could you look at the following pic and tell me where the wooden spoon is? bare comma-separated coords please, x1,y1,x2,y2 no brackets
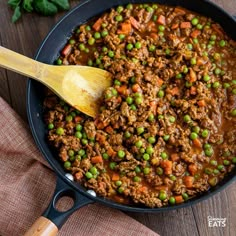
0,46,112,117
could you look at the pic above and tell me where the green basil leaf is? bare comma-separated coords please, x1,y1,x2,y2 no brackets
50,0,70,10
12,5,21,22
8,0,21,9
33,0,58,16
23,0,33,12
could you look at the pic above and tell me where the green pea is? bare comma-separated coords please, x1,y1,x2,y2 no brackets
118,34,125,40
232,88,236,95
142,153,150,161
68,149,74,157
115,180,122,186
148,113,155,122
158,114,164,120
210,34,216,41
231,108,236,116
213,169,220,175
90,166,98,175
118,150,125,159
115,15,123,22
190,132,198,140
146,146,154,155
135,97,143,105
176,73,182,79
48,123,54,130
183,66,189,74
94,32,101,39
169,196,176,204
135,140,143,148
231,157,236,164
159,191,167,201
124,131,131,139
191,17,199,26
135,166,141,173
169,116,176,123
203,74,211,82
223,83,230,89
223,160,230,166
205,148,214,157
163,135,170,141
208,177,218,186
64,161,71,169
87,59,93,66
156,167,163,175
135,42,142,49
102,153,109,160
170,175,176,181
126,43,133,50
88,37,95,45
184,114,191,123
201,129,209,138
187,43,193,50
56,127,64,135
149,45,156,52
219,40,226,47
81,139,88,145
101,30,108,37
118,186,124,193
210,160,217,166
108,50,114,58
85,25,91,31
190,58,197,65
158,25,165,32
126,3,133,9
137,127,145,135
157,90,165,98
56,58,62,65
214,68,221,75
148,136,156,144
109,162,117,170
133,176,141,182
192,126,200,134
193,38,199,44
143,167,150,175
161,152,168,160
196,24,203,30
130,104,137,111
165,48,170,55
117,5,124,13
182,192,189,200
125,96,133,105
66,115,73,122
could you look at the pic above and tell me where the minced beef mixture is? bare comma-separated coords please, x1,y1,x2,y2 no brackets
44,3,236,207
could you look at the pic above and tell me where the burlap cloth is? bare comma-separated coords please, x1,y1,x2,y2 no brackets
0,97,159,236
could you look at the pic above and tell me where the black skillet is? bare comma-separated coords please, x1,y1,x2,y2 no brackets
26,0,236,234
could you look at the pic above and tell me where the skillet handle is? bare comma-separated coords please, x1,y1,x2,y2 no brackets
23,176,94,236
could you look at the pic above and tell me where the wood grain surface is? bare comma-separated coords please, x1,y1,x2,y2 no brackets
0,1,235,236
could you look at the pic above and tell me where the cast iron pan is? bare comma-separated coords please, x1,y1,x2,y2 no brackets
26,0,236,235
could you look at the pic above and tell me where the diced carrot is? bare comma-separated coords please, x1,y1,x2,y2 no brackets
171,23,179,30
132,83,142,93
92,17,103,31
161,160,173,175
116,85,127,94
107,147,116,157
150,32,158,40
116,96,122,104
129,16,140,30
61,44,72,56
157,15,166,25
91,156,103,164
95,121,108,129
138,186,148,192
180,21,191,29
149,101,157,114
105,126,113,134
191,29,201,38
111,173,120,181
117,21,132,35
193,138,202,148
197,100,206,107
169,87,180,96
174,7,186,15
175,195,184,204
147,21,157,32
113,195,126,203
188,164,198,175
157,78,164,87
184,176,194,188
170,153,180,162
155,185,168,191
190,86,197,95
96,133,106,144
74,116,83,123
189,68,197,83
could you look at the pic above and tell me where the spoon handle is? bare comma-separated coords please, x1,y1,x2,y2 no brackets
0,46,44,80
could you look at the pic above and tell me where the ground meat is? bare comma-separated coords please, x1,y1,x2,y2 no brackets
44,3,236,208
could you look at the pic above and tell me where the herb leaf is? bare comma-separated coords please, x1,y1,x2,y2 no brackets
23,0,33,12
50,0,69,10
12,5,21,22
8,0,21,9
34,0,58,16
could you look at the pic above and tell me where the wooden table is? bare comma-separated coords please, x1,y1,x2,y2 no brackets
0,1,235,235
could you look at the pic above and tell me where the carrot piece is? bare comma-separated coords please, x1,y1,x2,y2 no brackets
161,160,173,175
117,21,132,35
157,78,164,87
184,176,194,188
74,116,83,123
138,186,148,192
132,83,141,93
188,164,198,175
189,68,197,83
112,173,120,181
170,153,180,162
193,138,202,148
129,16,140,29
91,156,103,164
157,15,166,25
113,195,126,203
116,85,127,94
92,17,103,31
191,29,201,38
150,32,158,40
180,22,191,29
174,7,186,15
61,44,72,56
175,195,184,204
147,21,157,32
149,101,157,114
105,126,113,134
190,86,197,95
169,87,180,96
107,147,116,157
197,100,206,107
171,23,179,29
96,133,106,144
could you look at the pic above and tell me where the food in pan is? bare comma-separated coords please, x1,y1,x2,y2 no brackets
44,3,236,207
